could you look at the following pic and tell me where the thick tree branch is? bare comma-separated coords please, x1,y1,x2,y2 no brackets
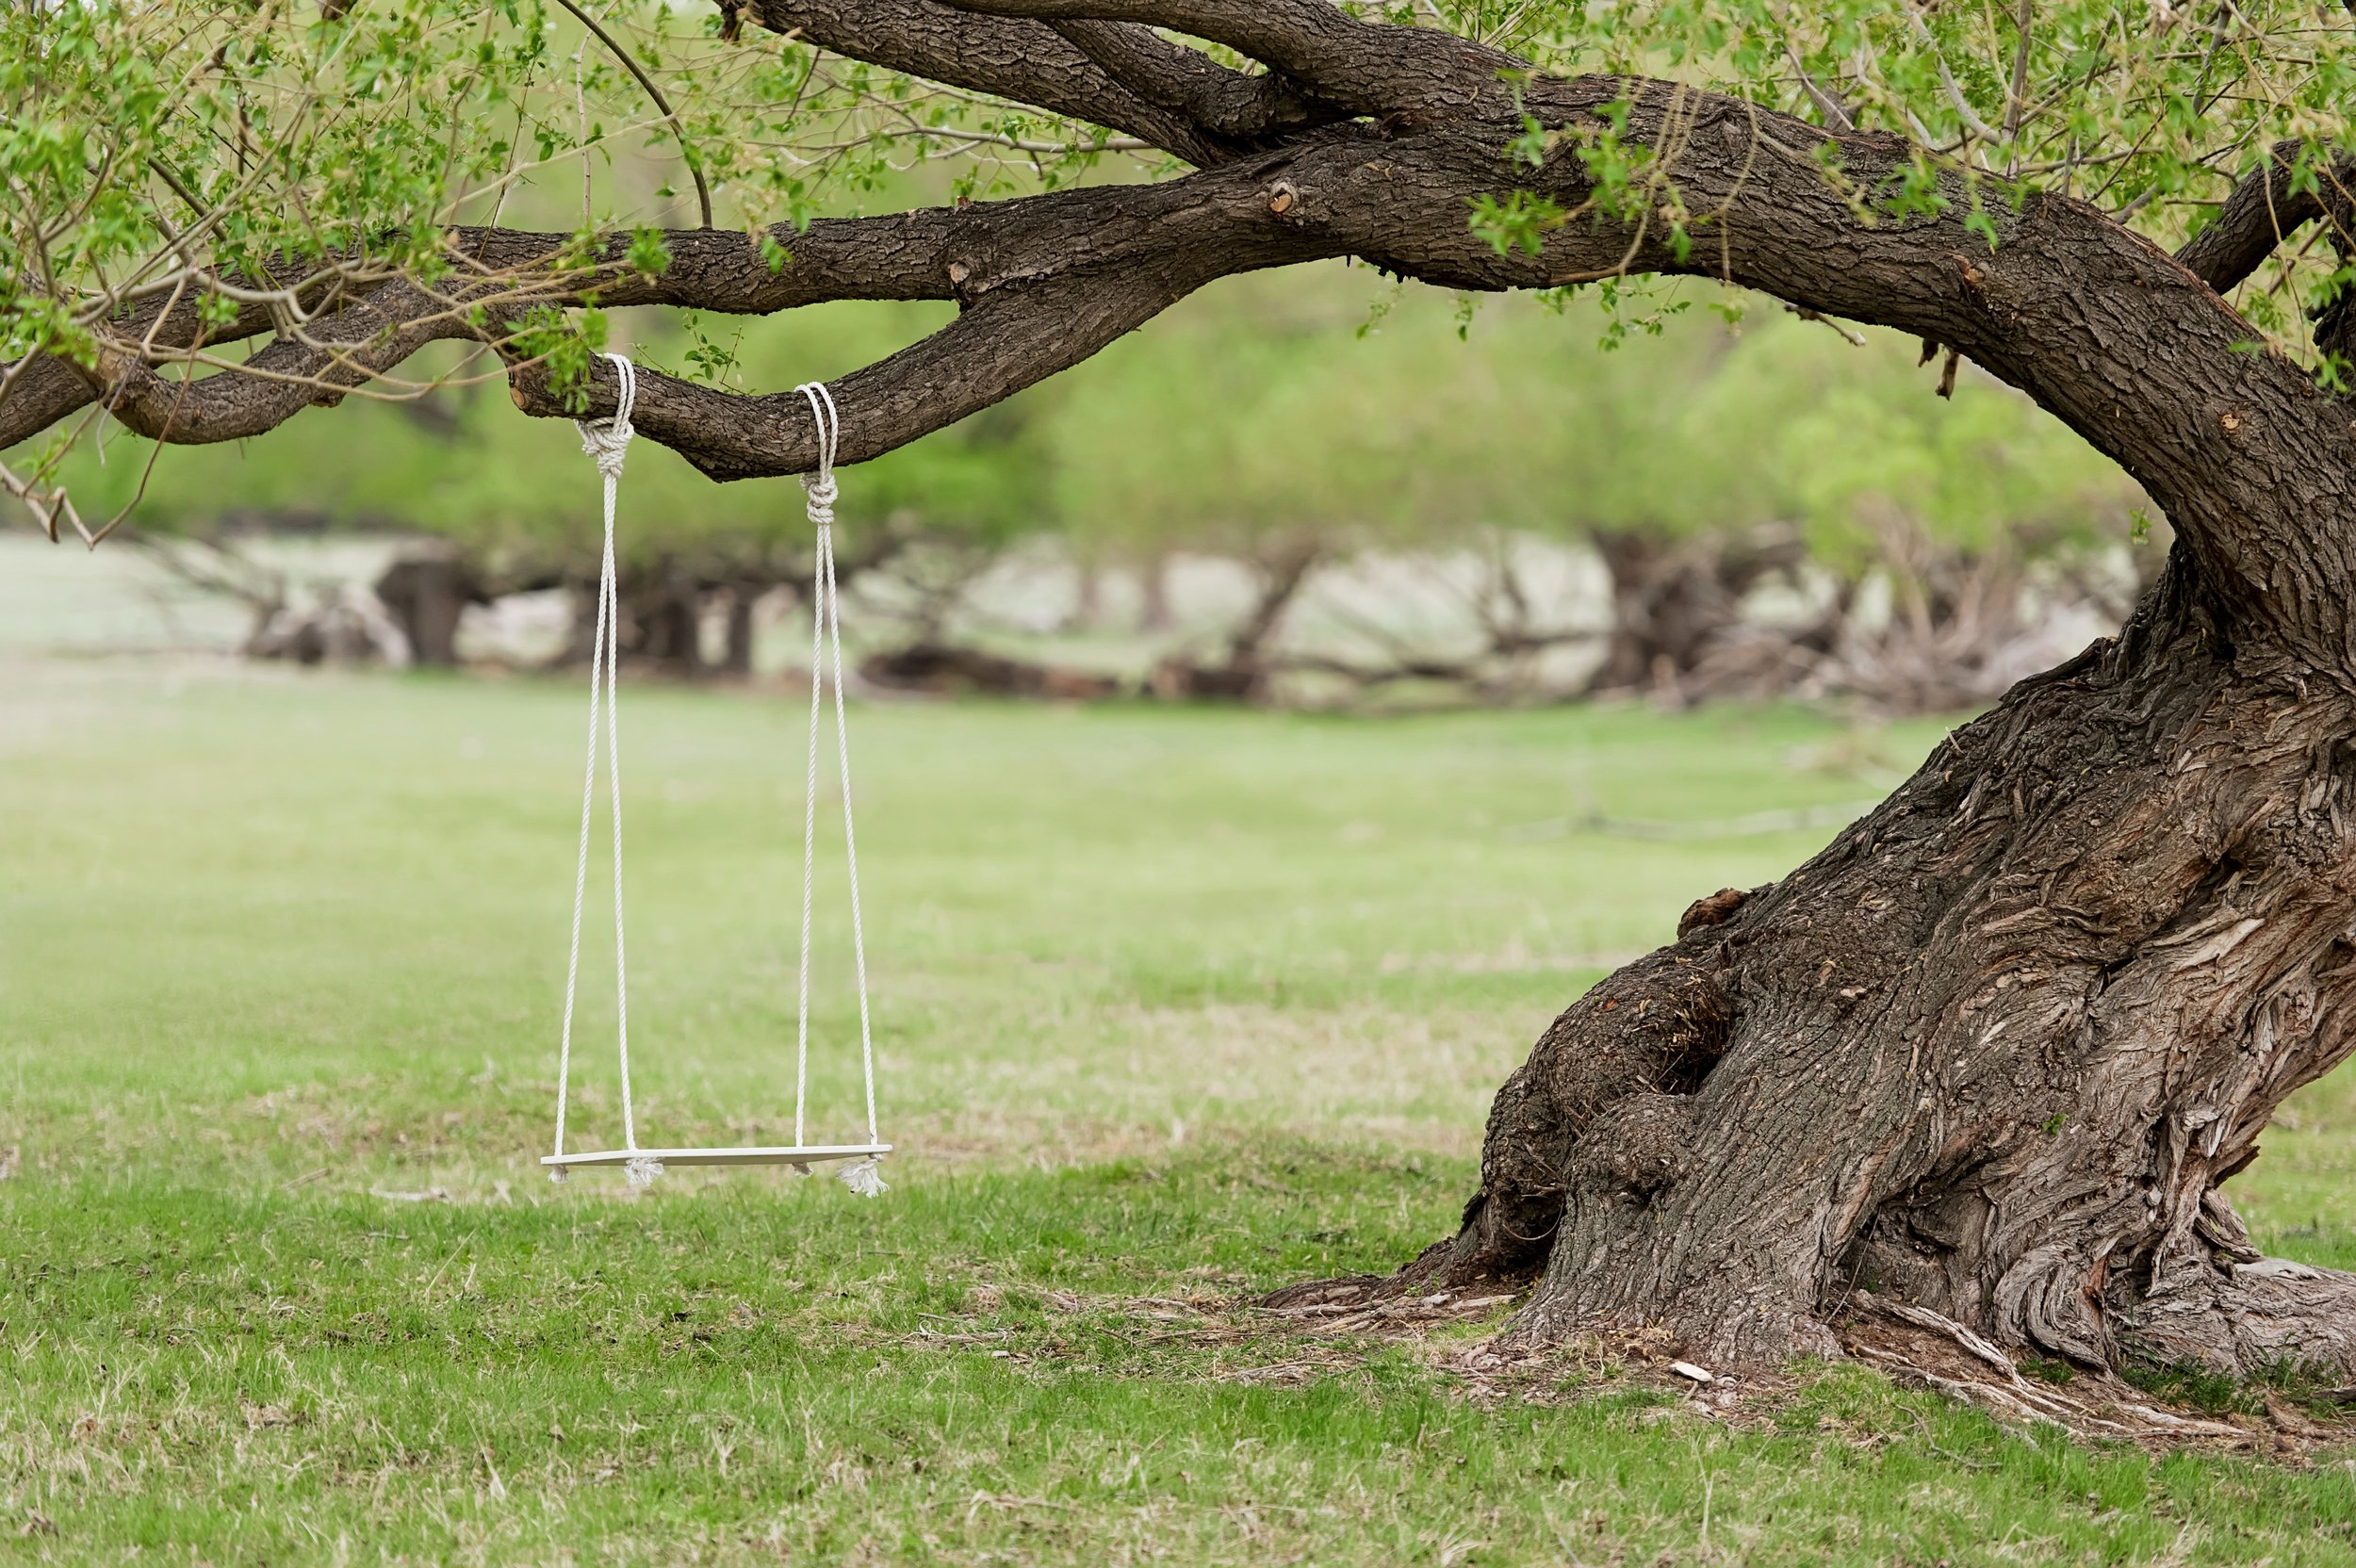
1042,18,1345,140
515,267,1219,480
739,0,1242,164
12,9,2355,672
1,359,110,442
65,281,463,444
6,198,1104,449
530,79,2356,675
937,0,1518,118
0,274,355,449
518,145,1336,477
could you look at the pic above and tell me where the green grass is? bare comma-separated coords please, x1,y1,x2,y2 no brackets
4,659,2353,1564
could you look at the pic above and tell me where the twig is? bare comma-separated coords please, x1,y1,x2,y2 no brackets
1787,303,1867,346
550,0,714,229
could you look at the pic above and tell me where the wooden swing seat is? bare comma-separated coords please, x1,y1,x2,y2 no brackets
542,1142,892,1172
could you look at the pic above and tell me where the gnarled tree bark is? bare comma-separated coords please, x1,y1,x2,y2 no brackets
15,0,2356,1382
1411,549,2356,1375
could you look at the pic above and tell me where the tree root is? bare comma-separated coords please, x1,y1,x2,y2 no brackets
1251,1286,1520,1336
1841,1293,2254,1443
2109,1252,2356,1380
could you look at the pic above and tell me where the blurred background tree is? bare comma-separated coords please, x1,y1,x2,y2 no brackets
30,262,2149,710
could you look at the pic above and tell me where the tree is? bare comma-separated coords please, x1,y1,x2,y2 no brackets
1685,319,2150,710
11,0,2356,1384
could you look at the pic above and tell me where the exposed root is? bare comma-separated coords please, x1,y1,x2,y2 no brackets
1841,1293,2250,1443
1250,1287,1521,1337
919,1279,2350,1454
1256,1273,1393,1313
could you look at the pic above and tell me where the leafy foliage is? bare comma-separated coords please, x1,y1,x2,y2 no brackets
1046,268,2138,574
3,0,2344,544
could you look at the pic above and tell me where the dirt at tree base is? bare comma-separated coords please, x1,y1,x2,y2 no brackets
1246,1278,2356,1453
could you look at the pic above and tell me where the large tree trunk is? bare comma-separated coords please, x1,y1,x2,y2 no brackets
1386,544,2356,1378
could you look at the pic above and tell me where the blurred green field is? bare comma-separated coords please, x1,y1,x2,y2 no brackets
3,660,2352,1564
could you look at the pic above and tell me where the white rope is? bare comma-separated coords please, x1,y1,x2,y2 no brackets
546,363,884,1198
794,423,825,1150
796,382,886,1199
553,353,661,1187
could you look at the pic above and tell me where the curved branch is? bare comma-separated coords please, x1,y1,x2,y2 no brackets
515,269,1210,480
550,0,714,229
523,78,2356,678
1,273,357,450
2,359,111,443
12,22,2352,676
739,0,1243,165
937,0,1518,118
6,196,1100,450
66,281,466,444
2174,139,2356,294
514,147,1335,476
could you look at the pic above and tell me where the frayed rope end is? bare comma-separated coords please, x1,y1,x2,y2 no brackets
625,1155,664,1188
834,1157,887,1198
548,1165,570,1185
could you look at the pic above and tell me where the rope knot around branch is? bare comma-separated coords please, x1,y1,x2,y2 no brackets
574,353,639,481
796,381,842,530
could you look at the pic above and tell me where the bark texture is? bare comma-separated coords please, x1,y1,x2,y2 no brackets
1416,547,2356,1376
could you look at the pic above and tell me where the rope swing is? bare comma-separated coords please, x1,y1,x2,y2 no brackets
543,353,891,1195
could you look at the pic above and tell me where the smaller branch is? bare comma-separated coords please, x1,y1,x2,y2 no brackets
1783,42,1856,134
1786,303,1867,347
2002,0,2034,153
0,454,88,545
549,0,715,229
742,1,1236,165
1901,3,2001,144
144,156,209,222
938,0,1517,119
1043,19,1342,141
2175,139,2350,294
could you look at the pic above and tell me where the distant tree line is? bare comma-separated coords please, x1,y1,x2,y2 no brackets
53,271,2150,716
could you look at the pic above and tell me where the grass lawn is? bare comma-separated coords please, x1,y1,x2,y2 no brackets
3,658,2352,1565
